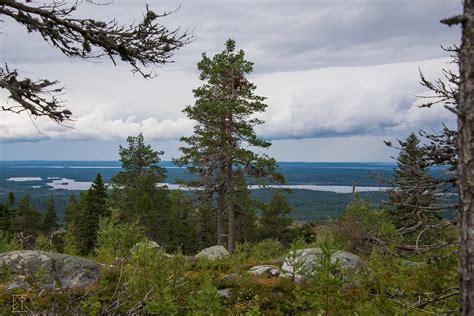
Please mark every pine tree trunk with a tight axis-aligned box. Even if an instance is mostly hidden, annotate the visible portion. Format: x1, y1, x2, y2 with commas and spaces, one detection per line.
226, 161, 236, 253
217, 184, 226, 246
226, 71, 237, 253
459, 1, 474, 314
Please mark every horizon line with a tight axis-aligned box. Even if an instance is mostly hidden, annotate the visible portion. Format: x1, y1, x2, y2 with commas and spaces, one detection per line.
0, 160, 395, 164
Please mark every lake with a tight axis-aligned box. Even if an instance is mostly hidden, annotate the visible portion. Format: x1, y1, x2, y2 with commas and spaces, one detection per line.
1, 161, 394, 193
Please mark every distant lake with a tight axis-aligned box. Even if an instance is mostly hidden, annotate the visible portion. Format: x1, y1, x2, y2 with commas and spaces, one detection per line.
10, 177, 386, 193
0, 161, 404, 223
1, 160, 450, 192
7, 177, 42, 182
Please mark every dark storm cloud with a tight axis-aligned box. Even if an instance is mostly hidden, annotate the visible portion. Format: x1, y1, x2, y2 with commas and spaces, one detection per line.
1, 0, 461, 72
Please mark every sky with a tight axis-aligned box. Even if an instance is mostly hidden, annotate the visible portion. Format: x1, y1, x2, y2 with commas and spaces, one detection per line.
0, 0, 462, 162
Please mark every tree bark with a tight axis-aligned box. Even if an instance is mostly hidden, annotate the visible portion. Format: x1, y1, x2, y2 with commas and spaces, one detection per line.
226, 70, 237, 253
458, 1, 474, 314
217, 184, 226, 246
226, 161, 236, 253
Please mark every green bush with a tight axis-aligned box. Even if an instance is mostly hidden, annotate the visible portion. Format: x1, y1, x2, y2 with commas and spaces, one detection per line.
94, 213, 145, 264
188, 273, 222, 315
34, 233, 54, 252
0, 232, 19, 252
249, 239, 286, 262
337, 198, 397, 255
63, 225, 79, 256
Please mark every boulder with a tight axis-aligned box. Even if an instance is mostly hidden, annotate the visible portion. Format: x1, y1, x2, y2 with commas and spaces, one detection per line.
281, 248, 322, 279
280, 248, 363, 280
195, 245, 229, 260
131, 240, 161, 253
221, 273, 239, 283
6, 277, 30, 290
248, 265, 280, 277
330, 250, 363, 270
131, 241, 176, 259
0, 250, 101, 289
217, 288, 232, 298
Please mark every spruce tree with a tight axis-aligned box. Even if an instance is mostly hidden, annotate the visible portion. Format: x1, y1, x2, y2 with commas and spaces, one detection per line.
14, 194, 40, 237
234, 169, 258, 243
166, 190, 199, 254
64, 194, 79, 227
388, 132, 436, 234
76, 173, 109, 255
110, 133, 169, 241
0, 192, 16, 237
175, 39, 284, 252
197, 202, 218, 249
7, 192, 15, 207
0, 205, 9, 236
259, 189, 293, 242
41, 197, 59, 234
0, 196, 13, 236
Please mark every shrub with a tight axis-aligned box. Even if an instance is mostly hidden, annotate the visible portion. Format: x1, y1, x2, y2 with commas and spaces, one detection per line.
128, 242, 179, 314
63, 225, 79, 256
0, 232, 19, 252
337, 198, 396, 255
94, 213, 145, 264
188, 273, 222, 315
34, 233, 54, 251
249, 239, 286, 262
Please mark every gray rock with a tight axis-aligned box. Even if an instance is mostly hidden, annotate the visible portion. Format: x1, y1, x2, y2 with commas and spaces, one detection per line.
131, 240, 161, 253
217, 288, 232, 298
330, 250, 363, 270
131, 240, 175, 258
0, 250, 101, 289
221, 273, 239, 282
195, 245, 229, 260
280, 248, 363, 280
248, 265, 280, 277
6, 277, 30, 290
281, 248, 322, 280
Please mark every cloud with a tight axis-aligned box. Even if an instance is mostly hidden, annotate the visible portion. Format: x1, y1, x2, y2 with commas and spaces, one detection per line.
0, 0, 461, 161
0, 0, 461, 73
254, 58, 457, 139
0, 57, 456, 143
0, 112, 193, 142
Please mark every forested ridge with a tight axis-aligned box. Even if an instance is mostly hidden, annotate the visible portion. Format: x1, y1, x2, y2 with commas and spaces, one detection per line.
0, 0, 473, 314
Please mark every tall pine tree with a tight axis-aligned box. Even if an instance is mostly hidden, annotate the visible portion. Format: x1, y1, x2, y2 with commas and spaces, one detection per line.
176, 39, 284, 252
441, 1, 474, 311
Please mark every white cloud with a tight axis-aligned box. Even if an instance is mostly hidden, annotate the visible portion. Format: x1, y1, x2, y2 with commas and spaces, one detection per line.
0, 111, 193, 142
0, 58, 456, 143
0, 0, 460, 162
255, 58, 456, 139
